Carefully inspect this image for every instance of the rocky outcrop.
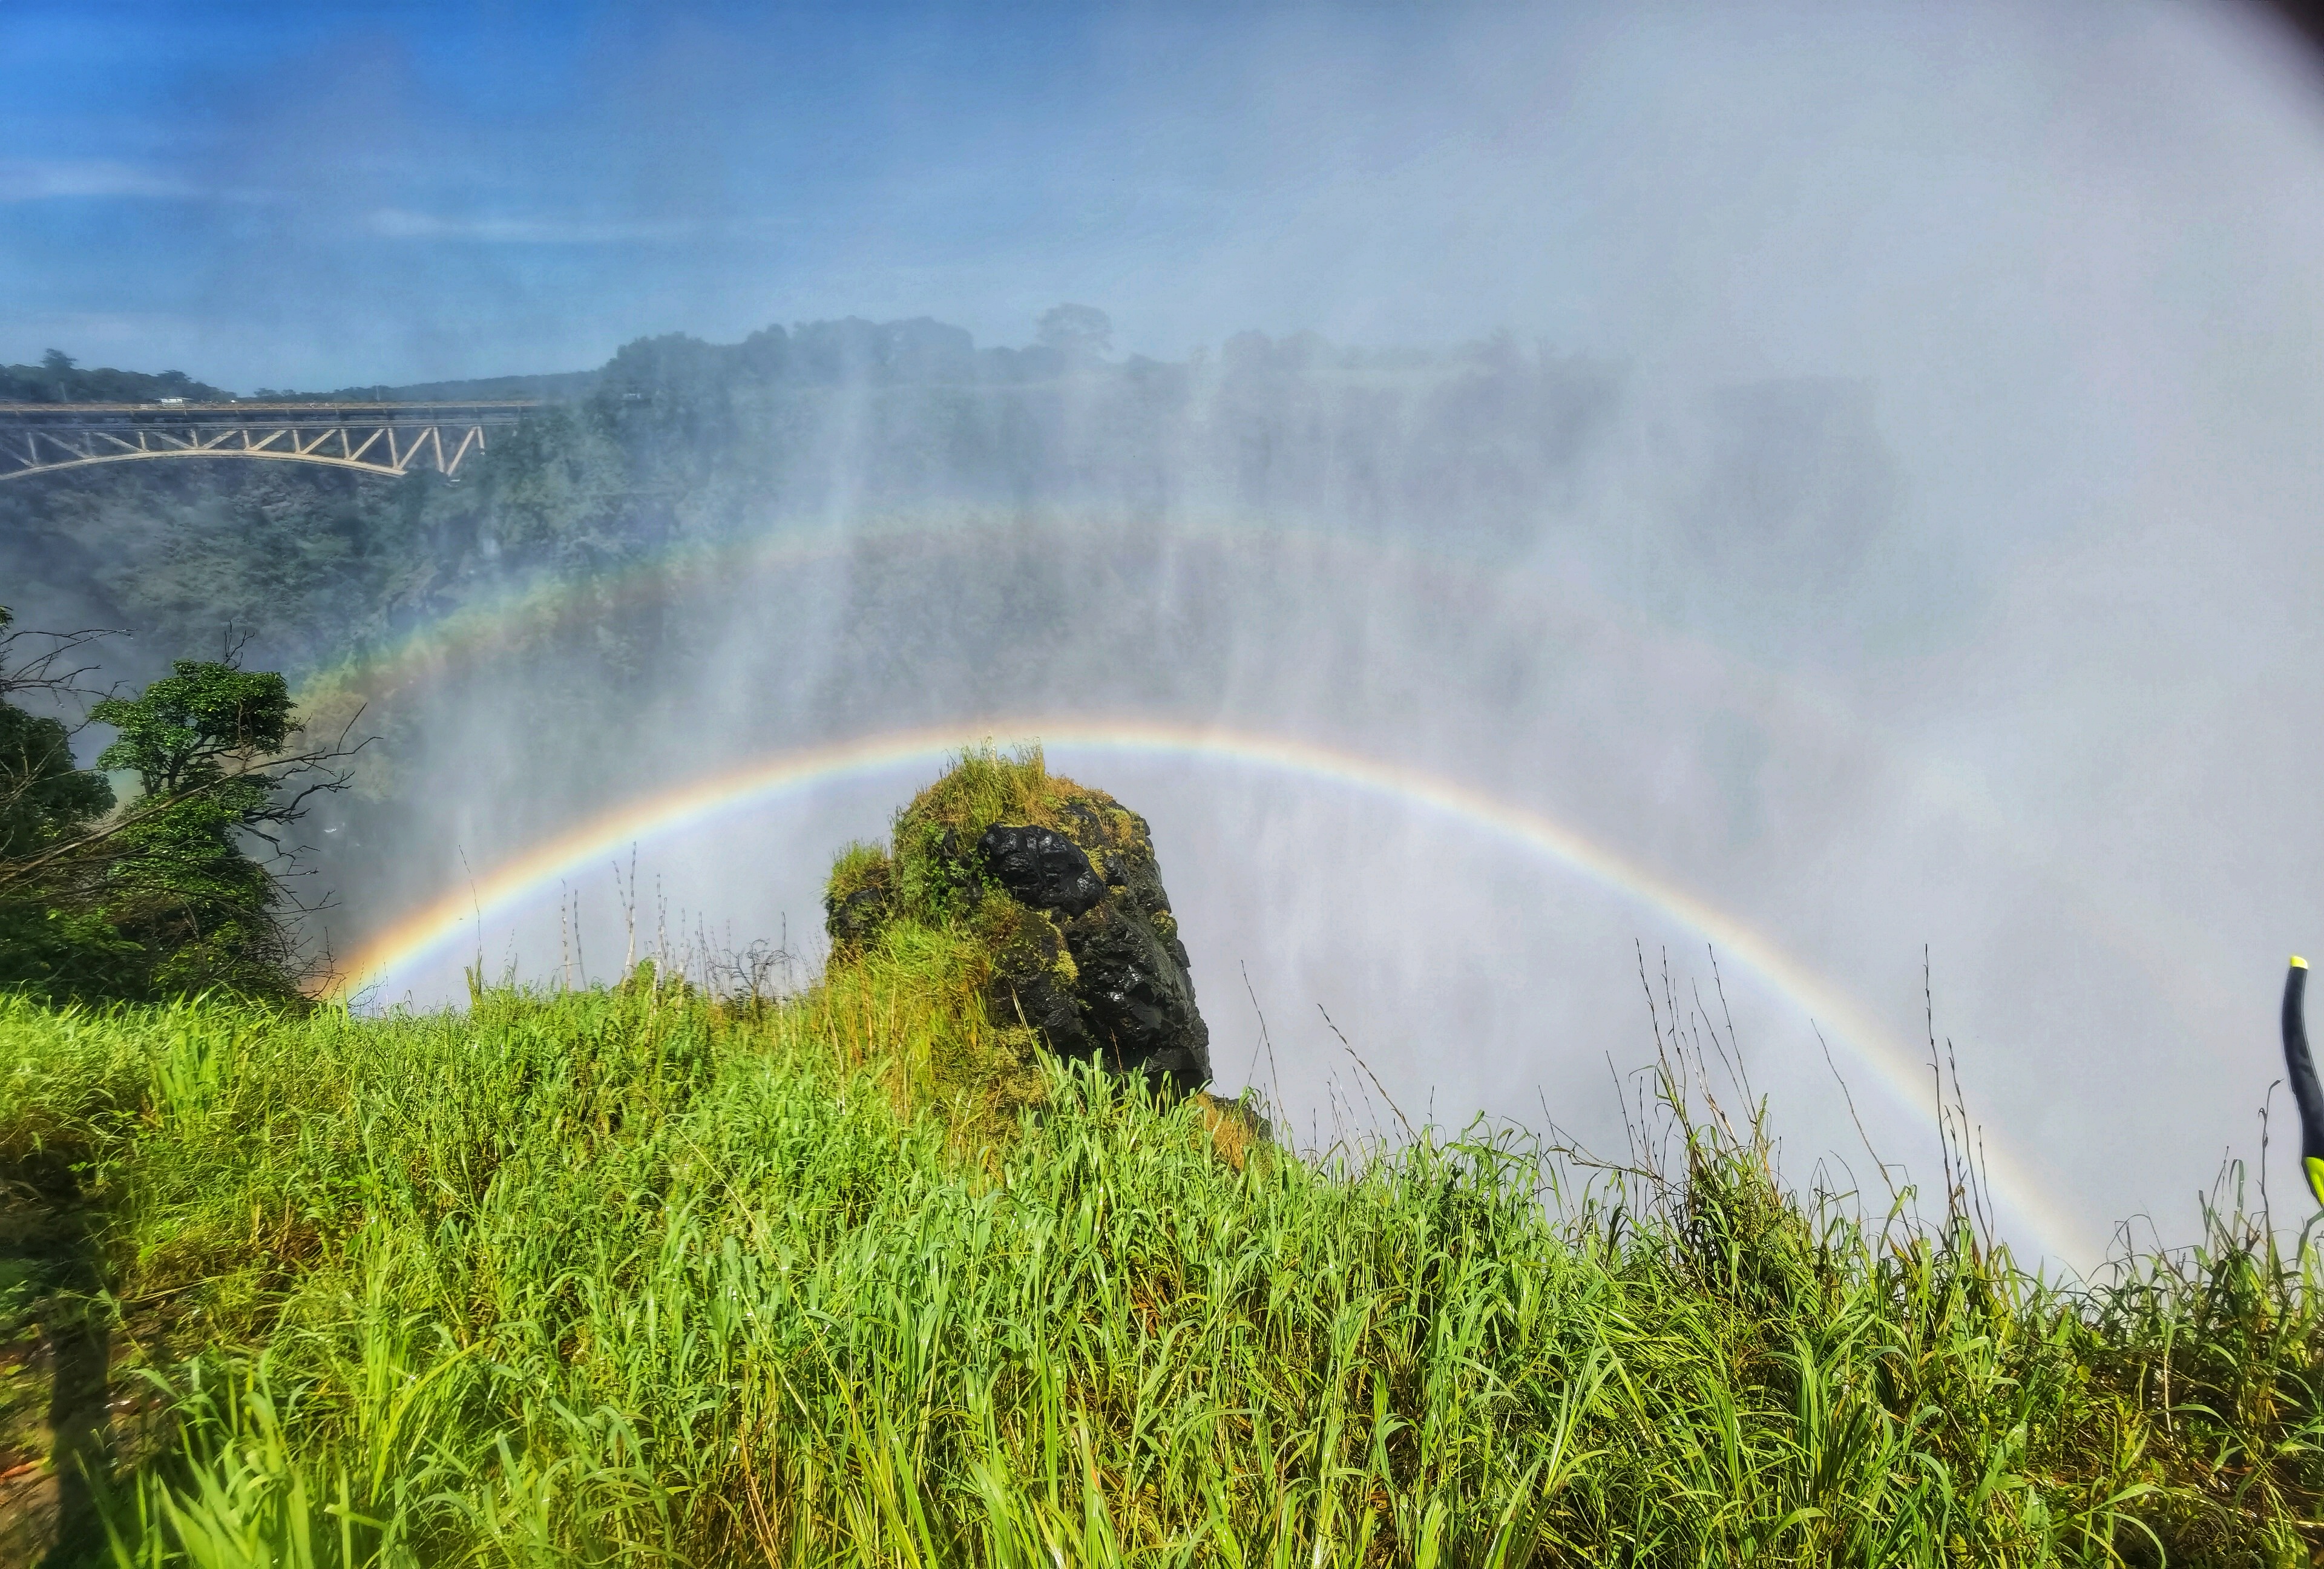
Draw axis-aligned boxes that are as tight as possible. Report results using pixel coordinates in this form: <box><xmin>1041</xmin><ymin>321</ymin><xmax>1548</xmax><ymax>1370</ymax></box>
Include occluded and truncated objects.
<box><xmin>822</xmin><ymin>748</ymin><xmax>1212</xmax><ymax>1096</ymax></box>
<box><xmin>974</xmin><ymin>810</ymin><xmax>1210</xmax><ymax>1093</ymax></box>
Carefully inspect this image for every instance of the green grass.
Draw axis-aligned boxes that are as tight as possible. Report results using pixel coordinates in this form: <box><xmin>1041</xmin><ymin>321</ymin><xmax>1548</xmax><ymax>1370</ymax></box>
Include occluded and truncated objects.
<box><xmin>2</xmin><ymin>966</ymin><xmax>2322</xmax><ymax>1566</ymax></box>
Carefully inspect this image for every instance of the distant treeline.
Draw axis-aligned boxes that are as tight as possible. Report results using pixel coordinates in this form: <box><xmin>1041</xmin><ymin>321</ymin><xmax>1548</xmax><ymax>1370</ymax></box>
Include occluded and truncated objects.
<box><xmin>0</xmin><ymin>308</ymin><xmax>1912</xmax><ymax>800</ymax></box>
<box><xmin>0</xmin><ymin>349</ymin><xmax>231</xmax><ymax>405</ymax></box>
<box><xmin>262</xmin><ymin>313</ymin><xmax>1469</xmax><ymax>402</ymax></box>
<box><xmin>0</xmin><ymin>309</ymin><xmax>1624</xmax><ymax>682</ymax></box>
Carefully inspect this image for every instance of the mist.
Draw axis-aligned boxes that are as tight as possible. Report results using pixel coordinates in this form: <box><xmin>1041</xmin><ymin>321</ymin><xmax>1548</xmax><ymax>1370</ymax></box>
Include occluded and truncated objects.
<box><xmin>9</xmin><ymin>0</ymin><xmax>2324</xmax><ymax>1269</ymax></box>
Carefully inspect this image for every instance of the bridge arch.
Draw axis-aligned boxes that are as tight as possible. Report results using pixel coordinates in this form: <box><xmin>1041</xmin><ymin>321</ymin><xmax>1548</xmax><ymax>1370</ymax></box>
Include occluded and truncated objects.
<box><xmin>0</xmin><ymin>402</ymin><xmax>536</xmax><ymax>482</ymax></box>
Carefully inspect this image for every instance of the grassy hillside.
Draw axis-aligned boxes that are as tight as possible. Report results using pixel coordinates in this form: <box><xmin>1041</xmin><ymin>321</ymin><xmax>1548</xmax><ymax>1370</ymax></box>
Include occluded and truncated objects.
<box><xmin>1</xmin><ymin>961</ymin><xmax>2322</xmax><ymax>1565</ymax></box>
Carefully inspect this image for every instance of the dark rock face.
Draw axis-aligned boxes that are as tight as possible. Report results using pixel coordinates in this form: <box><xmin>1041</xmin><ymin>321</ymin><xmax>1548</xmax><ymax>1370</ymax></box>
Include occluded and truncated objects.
<box><xmin>822</xmin><ymin>852</ymin><xmax>896</xmax><ymax>952</ymax></box>
<box><xmin>976</xmin><ymin>805</ymin><xmax>1210</xmax><ymax>1095</ymax></box>
<box><xmin>826</xmin><ymin>883</ymin><xmax>893</xmax><ymax>947</ymax></box>
<box><xmin>977</xmin><ymin>824</ymin><xmax>1105</xmax><ymax>916</ymax></box>
<box><xmin>1063</xmin><ymin>903</ymin><xmax>1207</xmax><ymax>1080</ymax></box>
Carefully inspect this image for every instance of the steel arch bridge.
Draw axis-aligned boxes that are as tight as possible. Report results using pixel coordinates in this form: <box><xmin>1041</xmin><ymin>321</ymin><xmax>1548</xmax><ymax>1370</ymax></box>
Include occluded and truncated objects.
<box><xmin>0</xmin><ymin>401</ymin><xmax>537</xmax><ymax>482</ymax></box>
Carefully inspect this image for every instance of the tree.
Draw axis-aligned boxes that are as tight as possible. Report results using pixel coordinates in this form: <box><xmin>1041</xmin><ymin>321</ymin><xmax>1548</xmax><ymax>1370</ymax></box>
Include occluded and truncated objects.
<box><xmin>0</xmin><ymin>609</ymin><xmax>113</xmax><ymax>854</ymax></box>
<box><xmin>0</xmin><ymin>704</ymin><xmax>111</xmax><ymax>860</ymax></box>
<box><xmin>0</xmin><ymin>609</ymin><xmax>130</xmax><ymax>995</ymax></box>
<box><xmin>1036</xmin><ymin>304</ymin><xmax>1112</xmax><ymax>363</ymax></box>
<box><xmin>0</xmin><ymin>611</ymin><xmax>366</xmax><ymax>1001</ymax></box>
<box><xmin>88</xmin><ymin>665</ymin><xmax>309</xmax><ymax>995</ymax></box>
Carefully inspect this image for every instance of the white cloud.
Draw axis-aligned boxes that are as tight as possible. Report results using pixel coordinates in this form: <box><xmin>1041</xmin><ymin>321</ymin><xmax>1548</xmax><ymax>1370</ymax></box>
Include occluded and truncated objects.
<box><xmin>364</xmin><ymin>208</ymin><xmax>694</xmax><ymax>244</ymax></box>
<box><xmin>0</xmin><ymin>158</ymin><xmax>206</xmax><ymax>202</ymax></box>
<box><xmin>0</xmin><ymin>158</ymin><xmax>277</xmax><ymax>205</ymax></box>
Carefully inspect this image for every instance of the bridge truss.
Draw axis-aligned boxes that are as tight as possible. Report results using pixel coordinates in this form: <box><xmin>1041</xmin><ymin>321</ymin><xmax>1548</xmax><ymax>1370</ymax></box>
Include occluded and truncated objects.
<box><xmin>0</xmin><ymin>401</ymin><xmax>537</xmax><ymax>482</ymax></box>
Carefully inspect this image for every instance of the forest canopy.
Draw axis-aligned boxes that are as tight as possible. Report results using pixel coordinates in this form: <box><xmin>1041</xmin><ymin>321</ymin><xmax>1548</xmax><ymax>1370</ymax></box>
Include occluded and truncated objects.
<box><xmin>0</xmin><ymin>349</ymin><xmax>230</xmax><ymax>405</ymax></box>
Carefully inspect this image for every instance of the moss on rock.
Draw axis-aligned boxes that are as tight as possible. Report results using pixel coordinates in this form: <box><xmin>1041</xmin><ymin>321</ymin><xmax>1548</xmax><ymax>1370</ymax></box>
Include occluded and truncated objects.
<box><xmin>822</xmin><ymin>841</ymin><xmax>896</xmax><ymax>955</ymax></box>
<box><xmin>823</xmin><ymin>745</ymin><xmax>1213</xmax><ymax>1096</ymax></box>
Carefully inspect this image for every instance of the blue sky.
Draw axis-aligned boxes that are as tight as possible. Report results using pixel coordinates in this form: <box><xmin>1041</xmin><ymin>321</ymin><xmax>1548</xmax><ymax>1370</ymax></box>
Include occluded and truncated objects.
<box><xmin>2</xmin><ymin>1</ymin><xmax>1477</xmax><ymax>385</ymax></box>
<box><xmin>2</xmin><ymin>2</ymin><xmax>2316</xmax><ymax>390</ymax></box>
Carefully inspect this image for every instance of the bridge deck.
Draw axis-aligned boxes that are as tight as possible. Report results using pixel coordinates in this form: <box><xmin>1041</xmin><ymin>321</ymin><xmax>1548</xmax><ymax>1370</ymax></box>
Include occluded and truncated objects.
<box><xmin>0</xmin><ymin>400</ymin><xmax>537</xmax><ymax>419</ymax></box>
<box><xmin>0</xmin><ymin>401</ymin><xmax>538</xmax><ymax>481</ymax></box>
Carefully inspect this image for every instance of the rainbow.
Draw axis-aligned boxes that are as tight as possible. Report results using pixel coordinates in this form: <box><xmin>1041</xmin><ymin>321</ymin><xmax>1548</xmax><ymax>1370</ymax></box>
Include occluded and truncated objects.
<box><xmin>333</xmin><ymin>716</ymin><xmax>2095</xmax><ymax>1262</ymax></box>
<box><xmin>300</xmin><ymin>512</ymin><xmax>2232</xmax><ymax>1056</ymax></box>
<box><xmin>301</xmin><ymin>513</ymin><xmax>1857</xmax><ymax>752</ymax></box>
<box><xmin>304</xmin><ymin>515</ymin><xmax>1497</xmax><ymax>694</ymax></box>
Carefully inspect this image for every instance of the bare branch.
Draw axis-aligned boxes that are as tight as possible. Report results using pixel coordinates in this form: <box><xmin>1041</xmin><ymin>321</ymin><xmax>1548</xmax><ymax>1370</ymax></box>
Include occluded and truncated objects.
<box><xmin>0</xmin><ymin>618</ymin><xmax>124</xmax><ymax>708</ymax></box>
<box><xmin>0</xmin><ymin>731</ymin><xmax>369</xmax><ymax>893</ymax></box>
